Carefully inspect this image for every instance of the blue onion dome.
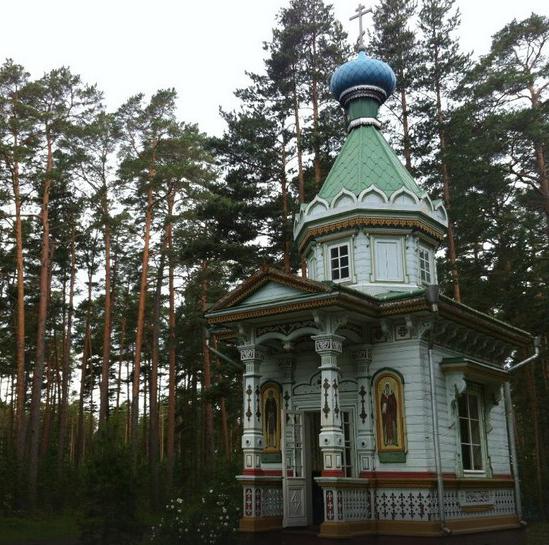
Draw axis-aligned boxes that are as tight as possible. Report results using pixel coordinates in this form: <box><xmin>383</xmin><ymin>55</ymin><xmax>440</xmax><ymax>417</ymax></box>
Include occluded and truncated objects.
<box><xmin>330</xmin><ymin>51</ymin><xmax>396</xmax><ymax>107</ymax></box>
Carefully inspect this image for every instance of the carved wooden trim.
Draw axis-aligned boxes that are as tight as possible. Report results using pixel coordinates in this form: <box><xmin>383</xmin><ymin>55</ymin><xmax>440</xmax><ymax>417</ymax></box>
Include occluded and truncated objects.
<box><xmin>298</xmin><ymin>216</ymin><xmax>445</xmax><ymax>252</ymax></box>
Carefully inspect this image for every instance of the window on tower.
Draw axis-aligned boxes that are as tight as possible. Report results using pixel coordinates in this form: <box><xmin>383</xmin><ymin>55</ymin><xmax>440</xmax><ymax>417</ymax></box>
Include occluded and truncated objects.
<box><xmin>373</xmin><ymin>237</ymin><xmax>404</xmax><ymax>282</ymax></box>
<box><xmin>418</xmin><ymin>246</ymin><xmax>433</xmax><ymax>285</ymax></box>
<box><xmin>329</xmin><ymin>243</ymin><xmax>350</xmax><ymax>281</ymax></box>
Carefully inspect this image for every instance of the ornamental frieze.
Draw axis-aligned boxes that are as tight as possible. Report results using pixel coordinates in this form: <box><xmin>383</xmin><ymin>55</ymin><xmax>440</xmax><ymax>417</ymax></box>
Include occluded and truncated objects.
<box><xmin>256</xmin><ymin>320</ymin><xmax>317</xmax><ymax>338</ymax></box>
<box><xmin>314</xmin><ymin>337</ymin><xmax>343</xmax><ymax>354</ymax></box>
<box><xmin>239</xmin><ymin>346</ymin><xmax>265</xmax><ymax>362</ymax></box>
<box><xmin>458</xmin><ymin>489</ymin><xmax>495</xmax><ymax>508</ymax></box>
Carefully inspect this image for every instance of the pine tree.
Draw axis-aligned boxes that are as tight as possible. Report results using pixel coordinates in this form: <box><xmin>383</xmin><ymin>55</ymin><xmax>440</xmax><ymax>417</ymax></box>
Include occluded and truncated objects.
<box><xmin>26</xmin><ymin>68</ymin><xmax>100</xmax><ymax>507</ymax></box>
<box><xmin>416</xmin><ymin>0</ymin><xmax>470</xmax><ymax>301</ymax></box>
<box><xmin>0</xmin><ymin>60</ymin><xmax>35</xmax><ymax>469</ymax></box>
<box><xmin>371</xmin><ymin>0</ymin><xmax>419</xmax><ymax>170</ymax></box>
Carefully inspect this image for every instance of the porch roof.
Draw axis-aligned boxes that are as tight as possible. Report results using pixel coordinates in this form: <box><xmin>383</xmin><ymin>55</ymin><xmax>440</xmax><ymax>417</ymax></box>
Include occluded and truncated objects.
<box><xmin>205</xmin><ymin>267</ymin><xmax>532</xmax><ymax>349</ymax></box>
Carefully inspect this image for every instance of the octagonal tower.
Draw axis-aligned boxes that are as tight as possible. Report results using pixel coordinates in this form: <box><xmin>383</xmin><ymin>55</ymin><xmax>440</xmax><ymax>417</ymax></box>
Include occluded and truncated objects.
<box><xmin>294</xmin><ymin>49</ymin><xmax>448</xmax><ymax>296</ymax></box>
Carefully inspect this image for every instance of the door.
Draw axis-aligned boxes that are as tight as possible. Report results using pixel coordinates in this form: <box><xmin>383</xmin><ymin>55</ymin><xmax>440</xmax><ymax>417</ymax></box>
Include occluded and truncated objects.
<box><xmin>282</xmin><ymin>411</ymin><xmax>307</xmax><ymax>526</ymax></box>
<box><xmin>308</xmin><ymin>411</ymin><xmax>324</xmax><ymax>525</ymax></box>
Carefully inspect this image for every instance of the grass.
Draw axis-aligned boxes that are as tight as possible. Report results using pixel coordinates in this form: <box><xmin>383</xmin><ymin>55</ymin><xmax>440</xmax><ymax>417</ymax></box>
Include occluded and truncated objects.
<box><xmin>0</xmin><ymin>513</ymin><xmax>79</xmax><ymax>545</ymax></box>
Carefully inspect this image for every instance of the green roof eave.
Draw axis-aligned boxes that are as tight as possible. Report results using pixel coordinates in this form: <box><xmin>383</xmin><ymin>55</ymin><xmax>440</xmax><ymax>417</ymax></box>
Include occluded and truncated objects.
<box><xmin>373</xmin><ymin>288</ymin><xmax>426</xmax><ymax>301</ymax></box>
<box><xmin>318</xmin><ymin>125</ymin><xmax>425</xmax><ymax>202</ymax></box>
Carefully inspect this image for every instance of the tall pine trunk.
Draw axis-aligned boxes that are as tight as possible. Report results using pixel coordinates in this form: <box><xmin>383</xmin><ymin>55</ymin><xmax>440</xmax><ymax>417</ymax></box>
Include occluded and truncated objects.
<box><xmin>434</xmin><ymin>79</ymin><xmax>461</xmax><ymax>302</ymax></box>
<box><xmin>76</xmin><ymin>237</ymin><xmax>98</xmax><ymax>464</ymax></box>
<box><xmin>28</xmin><ymin>136</ymin><xmax>53</xmax><ymax>507</ymax></box>
<box><xmin>311</xmin><ymin>32</ymin><xmax>322</xmax><ymax>188</ymax></box>
<box><xmin>12</xmin><ymin>126</ymin><xmax>27</xmax><ymax>466</ymax></box>
<box><xmin>201</xmin><ymin>261</ymin><xmax>214</xmax><ymax>459</ymax></box>
<box><xmin>58</xmin><ymin>229</ymin><xmax>76</xmax><ymax>471</ymax></box>
<box><xmin>529</xmin><ymin>87</ymin><xmax>549</xmax><ymax>242</ymax></box>
<box><xmin>293</xmin><ymin>73</ymin><xmax>305</xmax><ymax>204</ymax></box>
<box><xmin>99</xmin><ymin>193</ymin><xmax>112</xmax><ymax>426</ymax></box>
<box><xmin>280</xmin><ymin>139</ymin><xmax>291</xmax><ymax>273</ymax></box>
<box><xmin>131</xmin><ymin>182</ymin><xmax>154</xmax><ymax>453</ymax></box>
<box><xmin>150</xmin><ymin>225</ymin><xmax>168</xmax><ymax>506</ymax></box>
<box><xmin>166</xmin><ymin>189</ymin><xmax>177</xmax><ymax>489</ymax></box>
<box><xmin>400</xmin><ymin>87</ymin><xmax>413</xmax><ymax>171</ymax></box>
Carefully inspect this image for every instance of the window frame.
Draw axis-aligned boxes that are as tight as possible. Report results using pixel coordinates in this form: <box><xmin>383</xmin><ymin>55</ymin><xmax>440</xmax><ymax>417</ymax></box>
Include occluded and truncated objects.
<box><xmin>457</xmin><ymin>385</ymin><xmax>488</xmax><ymax>476</ymax></box>
<box><xmin>342</xmin><ymin>410</ymin><xmax>355</xmax><ymax>478</ymax></box>
<box><xmin>418</xmin><ymin>244</ymin><xmax>434</xmax><ymax>285</ymax></box>
<box><xmin>327</xmin><ymin>241</ymin><xmax>352</xmax><ymax>283</ymax></box>
<box><xmin>307</xmin><ymin>251</ymin><xmax>316</xmax><ymax>280</ymax></box>
<box><xmin>372</xmin><ymin>236</ymin><xmax>405</xmax><ymax>283</ymax></box>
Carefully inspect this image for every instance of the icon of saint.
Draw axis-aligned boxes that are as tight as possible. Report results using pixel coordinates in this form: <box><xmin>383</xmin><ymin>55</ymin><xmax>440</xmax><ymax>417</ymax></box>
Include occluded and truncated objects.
<box><xmin>265</xmin><ymin>390</ymin><xmax>278</xmax><ymax>449</ymax></box>
<box><xmin>381</xmin><ymin>382</ymin><xmax>398</xmax><ymax>446</ymax></box>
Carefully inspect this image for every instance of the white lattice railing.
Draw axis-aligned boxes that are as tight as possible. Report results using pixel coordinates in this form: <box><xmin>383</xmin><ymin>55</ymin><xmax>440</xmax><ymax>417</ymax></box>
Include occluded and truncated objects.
<box><xmin>261</xmin><ymin>486</ymin><xmax>283</xmax><ymax>518</ymax></box>
<box><xmin>342</xmin><ymin>487</ymin><xmax>370</xmax><ymax>521</ymax></box>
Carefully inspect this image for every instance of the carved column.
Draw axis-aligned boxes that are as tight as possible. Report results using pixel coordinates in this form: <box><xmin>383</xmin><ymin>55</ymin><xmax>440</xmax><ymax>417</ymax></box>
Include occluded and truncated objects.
<box><xmin>313</xmin><ymin>334</ymin><xmax>345</xmax><ymax>476</ymax></box>
<box><xmin>279</xmin><ymin>354</ymin><xmax>295</xmax><ymax>415</ymax></box>
<box><xmin>353</xmin><ymin>345</ymin><xmax>374</xmax><ymax>475</ymax></box>
<box><xmin>239</xmin><ymin>344</ymin><xmax>264</xmax><ymax>474</ymax></box>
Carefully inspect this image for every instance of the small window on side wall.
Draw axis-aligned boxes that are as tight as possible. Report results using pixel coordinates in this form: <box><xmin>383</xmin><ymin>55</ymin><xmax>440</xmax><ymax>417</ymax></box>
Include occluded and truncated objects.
<box><xmin>418</xmin><ymin>246</ymin><xmax>432</xmax><ymax>285</ymax></box>
<box><xmin>329</xmin><ymin>243</ymin><xmax>350</xmax><ymax>281</ymax></box>
<box><xmin>458</xmin><ymin>389</ymin><xmax>485</xmax><ymax>473</ymax></box>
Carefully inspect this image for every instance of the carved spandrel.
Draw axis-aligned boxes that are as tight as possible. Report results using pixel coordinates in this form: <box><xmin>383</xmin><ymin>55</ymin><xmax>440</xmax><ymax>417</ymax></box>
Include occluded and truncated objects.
<box><xmin>256</xmin><ymin>320</ymin><xmax>317</xmax><ymax>338</ymax></box>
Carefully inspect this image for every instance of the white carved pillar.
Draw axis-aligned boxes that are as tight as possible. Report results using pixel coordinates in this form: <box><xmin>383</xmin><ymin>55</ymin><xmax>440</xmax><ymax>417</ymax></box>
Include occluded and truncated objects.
<box><xmin>239</xmin><ymin>344</ymin><xmax>264</xmax><ymax>474</ymax></box>
<box><xmin>313</xmin><ymin>334</ymin><xmax>345</xmax><ymax>476</ymax></box>
<box><xmin>353</xmin><ymin>345</ymin><xmax>374</xmax><ymax>475</ymax></box>
<box><xmin>279</xmin><ymin>355</ymin><xmax>295</xmax><ymax>414</ymax></box>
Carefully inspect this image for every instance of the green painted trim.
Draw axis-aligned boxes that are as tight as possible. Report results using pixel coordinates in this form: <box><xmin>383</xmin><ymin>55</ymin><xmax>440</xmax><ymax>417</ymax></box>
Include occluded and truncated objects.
<box><xmin>347</xmin><ymin>98</ymin><xmax>379</xmax><ymax>120</ymax></box>
<box><xmin>261</xmin><ymin>452</ymin><xmax>282</xmax><ymax>463</ymax></box>
<box><xmin>378</xmin><ymin>451</ymin><xmax>407</xmax><ymax>463</ymax></box>
<box><xmin>374</xmin><ymin>289</ymin><xmax>426</xmax><ymax>301</ymax></box>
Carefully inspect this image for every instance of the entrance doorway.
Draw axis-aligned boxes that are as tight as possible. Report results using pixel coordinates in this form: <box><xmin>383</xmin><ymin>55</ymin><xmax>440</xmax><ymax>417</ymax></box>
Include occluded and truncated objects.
<box><xmin>306</xmin><ymin>411</ymin><xmax>324</xmax><ymax>525</ymax></box>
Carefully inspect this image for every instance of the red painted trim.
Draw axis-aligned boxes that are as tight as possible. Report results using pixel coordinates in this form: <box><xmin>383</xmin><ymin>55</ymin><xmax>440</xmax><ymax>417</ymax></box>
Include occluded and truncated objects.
<box><xmin>242</xmin><ymin>469</ymin><xmax>264</xmax><ymax>476</ymax></box>
<box><xmin>359</xmin><ymin>471</ymin><xmax>457</xmax><ymax>479</ymax></box>
<box><xmin>322</xmin><ymin>470</ymin><xmax>345</xmax><ymax>477</ymax></box>
<box><xmin>262</xmin><ymin>470</ymin><xmax>282</xmax><ymax>477</ymax></box>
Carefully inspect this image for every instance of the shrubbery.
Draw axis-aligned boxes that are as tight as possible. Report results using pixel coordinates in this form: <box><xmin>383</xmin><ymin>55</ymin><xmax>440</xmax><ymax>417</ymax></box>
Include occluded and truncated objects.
<box><xmin>150</xmin><ymin>482</ymin><xmax>240</xmax><ymax>545</ymax></box>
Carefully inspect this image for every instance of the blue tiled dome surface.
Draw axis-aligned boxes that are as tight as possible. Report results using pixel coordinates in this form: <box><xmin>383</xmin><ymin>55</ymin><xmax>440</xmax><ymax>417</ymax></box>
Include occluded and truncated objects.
<box><xmin>330</xmin><ymin>51</ymin><xmax>396</xmax><ymax>102</ymax></box>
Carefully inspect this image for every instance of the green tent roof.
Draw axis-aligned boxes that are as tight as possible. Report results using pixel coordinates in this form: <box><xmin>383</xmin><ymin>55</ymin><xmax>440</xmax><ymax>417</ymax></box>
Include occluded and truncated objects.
<box><xmin>318</xmin><ymin>125</ymin><xmax>426</xmax><ymax>202</ymax></box>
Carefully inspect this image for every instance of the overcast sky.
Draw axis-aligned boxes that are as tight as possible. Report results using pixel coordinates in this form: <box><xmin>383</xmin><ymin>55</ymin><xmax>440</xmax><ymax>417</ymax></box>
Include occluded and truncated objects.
<box><xmin>1</xmin><ymin>0</ymin><xmax>547</xmax><ymax>136</ymax></box>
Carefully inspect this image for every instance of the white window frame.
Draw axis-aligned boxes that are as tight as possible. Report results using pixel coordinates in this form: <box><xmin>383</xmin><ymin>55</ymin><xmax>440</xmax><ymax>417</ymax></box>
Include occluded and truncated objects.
<box><xmin>341</xmin><ymin>410</ymin><xmax>357</xmax><ymax>478</ymax></box>
<box><xmin>457</xmin><ymin>385</ymin><xmax>488</xmax><ymax>476</ymax></box>
<box><xmin>327</xmin><ymin>241</ymin><xmax>351</xmax><ymax>283</ymax></box>
<box><xmin>307</xmin><ymin>251</ymin><xmax>316</xmax><ymax>280</ymax></box>
<box><xmin>418</xmin><ymin>244</ymin><xmax>434</xmax><ymax>285</ymax></box>
<box><xmin>372</xmin><ymin>236</ymin><xmax>405</xmax><ymax>283</ymax></box>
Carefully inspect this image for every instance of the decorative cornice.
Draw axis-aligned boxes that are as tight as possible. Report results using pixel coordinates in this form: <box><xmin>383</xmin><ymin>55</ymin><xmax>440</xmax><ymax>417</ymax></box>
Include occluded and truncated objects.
<box><xmin>298</xmin><ymin>216</ymin><xmax>445</xmax><ymax>252</ymax></box>
<box><xmin>207</xmin><ymin>295</ymin><xmax>341</xmax><ymax>325</ymax></box>
<box><xmin>440</xmin><ymin>358</ymin><xmax>509</xmax><ymax>384</ymax></box>
<box><xmin>339</xmin><ymin>84</ymin><xmax>387</xmax><ymax>106</ymax></box>
<box><xmin>348</xmin><ymin>117</ymin><xmax>382</xmax><ymax>131</ymax></box>
<box><xmin>438</xmin><ymin>299</ymin><xmax>531</xmax><ymax>348</ymax></box>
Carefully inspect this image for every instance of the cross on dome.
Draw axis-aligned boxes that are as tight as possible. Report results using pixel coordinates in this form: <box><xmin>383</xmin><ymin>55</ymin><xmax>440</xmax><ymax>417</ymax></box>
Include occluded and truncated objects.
<box><xmin>349</xmin><ymin>3</ymin><xmax>372</xmax><ymax>52</ymax></box>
